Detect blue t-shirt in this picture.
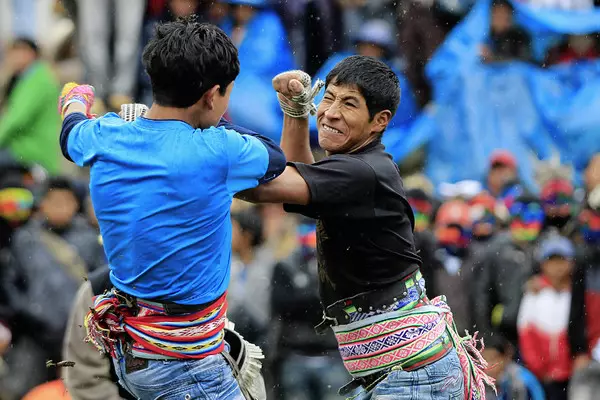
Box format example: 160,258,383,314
60,113,285,305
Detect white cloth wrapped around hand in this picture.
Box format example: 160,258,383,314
273,70,324,118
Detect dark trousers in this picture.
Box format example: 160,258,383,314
543,380,569,400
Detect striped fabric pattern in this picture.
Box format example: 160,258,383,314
332,295,495,400
84,290,227,360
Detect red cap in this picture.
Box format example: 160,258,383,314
489,150,517,170
540,178,574,202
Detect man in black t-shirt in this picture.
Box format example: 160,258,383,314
239,56,492,398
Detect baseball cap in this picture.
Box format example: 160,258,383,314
490,150,517,170
353,19,395,52
538,236,574,261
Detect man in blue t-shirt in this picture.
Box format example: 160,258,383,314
59,19,285,399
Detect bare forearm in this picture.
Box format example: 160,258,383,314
280,115,314,164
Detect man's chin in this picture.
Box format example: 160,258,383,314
318,138,341,154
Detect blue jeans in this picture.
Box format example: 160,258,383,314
279,352,350,400
112,351,245,400
355,349,464,400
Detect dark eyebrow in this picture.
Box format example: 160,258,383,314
341,95,360,103
323,90,361,103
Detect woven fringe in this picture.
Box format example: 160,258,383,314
225,321,265,399
435,295,496,400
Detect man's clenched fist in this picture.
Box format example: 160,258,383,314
272,70,324,118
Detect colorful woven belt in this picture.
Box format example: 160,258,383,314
332,290,495,400
85,290,227,360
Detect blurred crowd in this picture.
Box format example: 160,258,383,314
0,0,600,399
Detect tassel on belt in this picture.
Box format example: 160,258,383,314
84,289,228,360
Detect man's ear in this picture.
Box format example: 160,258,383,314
371,110,393,135
202,85,221,110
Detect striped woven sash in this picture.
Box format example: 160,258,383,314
84,289,227,360
332,296,495,400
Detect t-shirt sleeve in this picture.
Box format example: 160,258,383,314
61,113,119,167
224,127,286,194
284,156,376,216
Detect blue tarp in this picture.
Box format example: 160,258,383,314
398,0,600,192
309,52,419,148
221,10,295,141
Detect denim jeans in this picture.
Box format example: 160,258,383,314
279,352,350,400
354,349,464,400
112,349,245,400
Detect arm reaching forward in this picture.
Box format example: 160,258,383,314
236,70,324,205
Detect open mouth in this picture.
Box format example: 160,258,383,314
322,124,343,135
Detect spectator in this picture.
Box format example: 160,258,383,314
228,207,276,345
77,0,145,111
584,153,600,196
63,266,135,400
482,334,546,400
486,150,520,199
518,236,577,400
473,193,543,344
270,218,348,400
36,177,105,272
539,178,577,237
219,0,295,141
275,0,343,75
481,0,532,63
569,363,600,400
568,205,600,368
469,191,501,243
397,0,448,107
545,34,600,66
1,177,100,399
432,199,474,332
0,38,61,174
0,172,35,399
406,188,442,298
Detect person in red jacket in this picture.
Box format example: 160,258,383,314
518,235,576,400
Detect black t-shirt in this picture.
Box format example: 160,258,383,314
284,140,422,306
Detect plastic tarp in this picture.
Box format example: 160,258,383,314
220,10,295,141
397,0,600,192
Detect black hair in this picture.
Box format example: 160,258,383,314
485,334,511,355
325,55,400,120
43,177,78,200
492,0,514,11
11,37,40,56
514,192,541,206
142,17,240,108
232,208,264,248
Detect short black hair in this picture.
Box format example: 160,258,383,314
485,333,511,355
43,177,77,199
231,208,264,248
325,55,400,120
142,17,240,108
492,0,514,11
12,37,39,56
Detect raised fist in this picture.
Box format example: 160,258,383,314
272,70,324,118
58,82,95,119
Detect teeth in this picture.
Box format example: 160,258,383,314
323,124,342,134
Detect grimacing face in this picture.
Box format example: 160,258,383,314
316,83,391,154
